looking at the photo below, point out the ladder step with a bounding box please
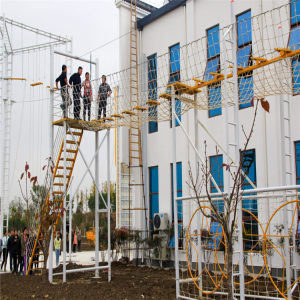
[66,150,77,154]
[66,140,76,144]
[54,183,64,186]
[55,175,70,178]
[67,131,81,136]
[59,158,75,162]
[58,167,72,170]
[54,199,63,202]
[53,191,64,194]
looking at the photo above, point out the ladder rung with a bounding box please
[54,183,64,186]
[55,175,70,178]
[59,158,75,162]
[66,149,77,154]
[58,166,72,170]
[67,131,81,136]
[66,140,76,144]
[53,191,64,194]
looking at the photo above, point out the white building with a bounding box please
[115,0,300,283]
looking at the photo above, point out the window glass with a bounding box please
[171,162,183,220]
[295,142,300,184]
[209,85,222,117]
[205,57,220,81]
[289,27,300,51]
[148,55,157,81]
[149,106,158,133]
[170,44,180,73]
[239,76,253,109]
[293,60,300,94]
[237,45,252,67]
[207,25,220,59]
[149,167,159,221]
[291,0,300,26]
[237,11,252,46]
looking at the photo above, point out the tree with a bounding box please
[188,97,269,299]
[73,209,84,229]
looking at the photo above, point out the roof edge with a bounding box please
[137,0,186,31]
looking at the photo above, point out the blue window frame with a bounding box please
[149,166,159,230]
[237,10,253,109]
[206,26,222,118]
[291,0,300,26]
[289,27,300,51]
[295,142,300,223]
[205,57,220,82]
[148,54,158,133]
[292,60,300,94]
[239,76,254,109]
[237,10,252,47]
[208,85,222,117]
[169,44,181,127]
[210,155,224,215]
[207,25,220,59]
[241,149,258,250]
[171,162,183,221]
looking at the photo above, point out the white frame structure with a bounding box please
[0,14,71,240]
[49,46,111,283]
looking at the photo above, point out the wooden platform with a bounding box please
[53,118,109,132]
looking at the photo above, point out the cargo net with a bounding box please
[52,2,300,131]
[177,191,300,300]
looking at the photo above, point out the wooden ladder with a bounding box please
[26,128,83,275]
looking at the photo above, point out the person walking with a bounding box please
[11,230,20,274]
[82,72,92,121]
[1,230,9,271]
[20,227,28,275]
[56,65,71,118]
[97,75,112,121]
[77,231,81,252]
[7,230,14,272]
[54,232,61,267]
[66,232,69,253]
[73,231,77,253]
[0,237,2,261]
[69,67,83,120]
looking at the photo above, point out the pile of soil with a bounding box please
[0,261,176,300]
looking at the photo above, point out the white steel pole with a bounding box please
[231,1,245,298]
[95,58,100,278]
[278,26,292,299]
[107,129,111,281]
[172,86,179,299]
[63,121,67,280]
[69,191,72,260]
[48,45,54,283]
[194,100,202,296]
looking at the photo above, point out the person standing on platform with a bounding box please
[1,230,8,271]
[69,66,83,120]
[82,72,92,121]
[56,65,71,118]
[97,75,112,121]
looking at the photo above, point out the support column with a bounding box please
[48,45,54,283]
[95,58,100,278]
[278,26,292,299]
[63,120,67,281]
[231,2,245,298]
[107,129,111,281]
[172,86,179,299]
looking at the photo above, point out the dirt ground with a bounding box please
[79,237,95,251]
[0,261,176,300]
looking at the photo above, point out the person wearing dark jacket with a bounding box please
[56,64,71,118]
[97,75,112,120]
[11,230,21,274]
[7,230,15,272]
[69,67,83,120]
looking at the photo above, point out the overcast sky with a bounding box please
[1,0,164,208]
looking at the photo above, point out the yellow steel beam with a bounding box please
[187,47,300,92]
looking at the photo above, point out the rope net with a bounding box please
[178,192,300,299]
[53,2,300,131]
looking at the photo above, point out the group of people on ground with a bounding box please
[55,65,112,122]
[0,228,30,275]
[54,229,81,267]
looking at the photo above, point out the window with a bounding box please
[290,1,300,94]
[171,162,183,221]
[149,166,159,231]
[237,10,253,109]
[148,54,158,133]
[206,25,222,117]
[210,155,224,215]
[295,142,300,221]
[169,44,181,127]
[241,149,258,250]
